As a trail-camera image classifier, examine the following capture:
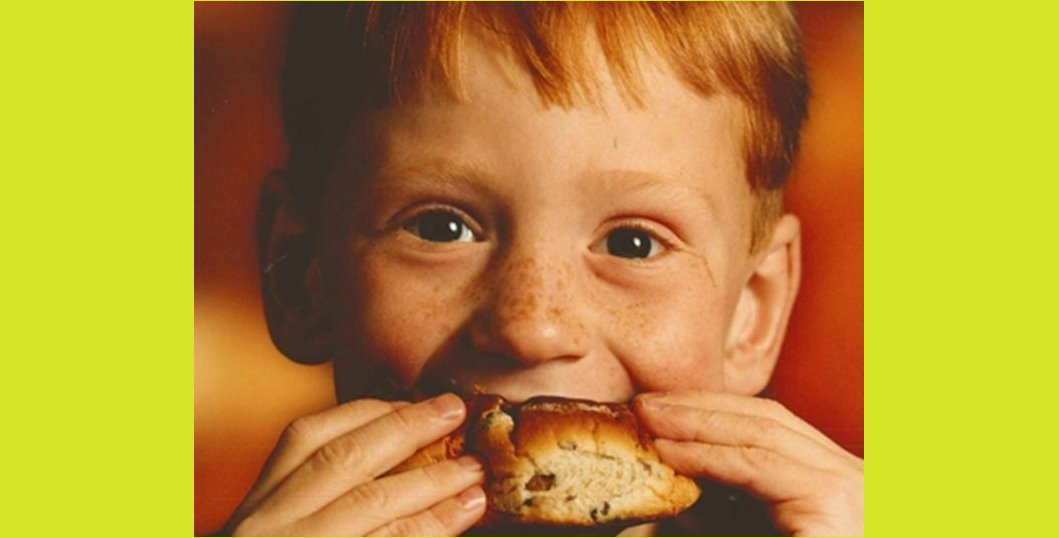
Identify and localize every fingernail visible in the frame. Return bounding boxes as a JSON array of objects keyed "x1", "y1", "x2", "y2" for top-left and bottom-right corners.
[
  {"x1": 458, "y1": 486, "x2": 486, "y2": 510},
  {"x1": 430, "y1": 393, "x2": 464, "y2": 420},
  {"x1": 456, "y1": 455, "x2": 483, "y2": 473}
]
